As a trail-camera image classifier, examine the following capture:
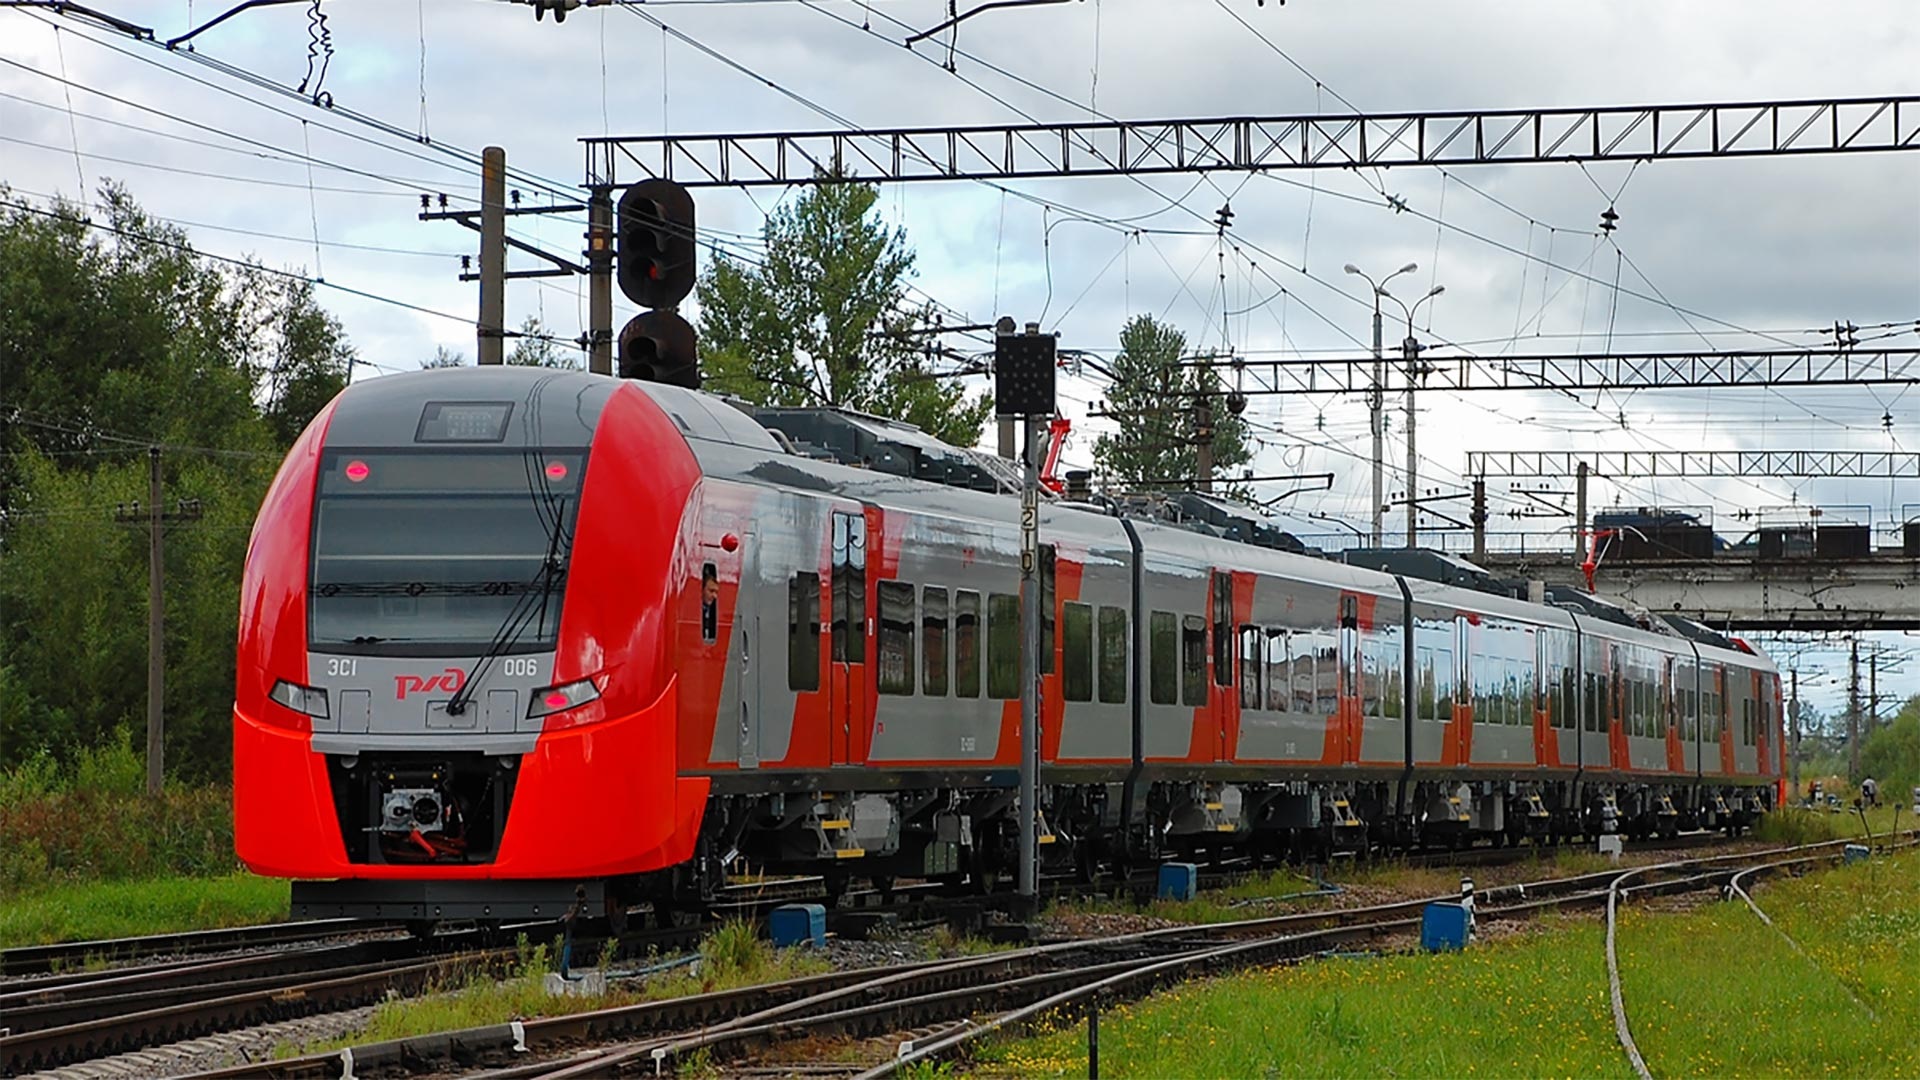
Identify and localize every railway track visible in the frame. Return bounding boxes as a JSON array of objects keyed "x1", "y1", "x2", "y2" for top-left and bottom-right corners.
[
  {"x1": 164, "y1": 838, "x2": 1879, "y2": 1080},
  {"x1": 0, "y1": 920, "x2": 391, "y2": 979},
  {"x1": 13, "y1": 831, "x2": 1882, "y2": 1077}
]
